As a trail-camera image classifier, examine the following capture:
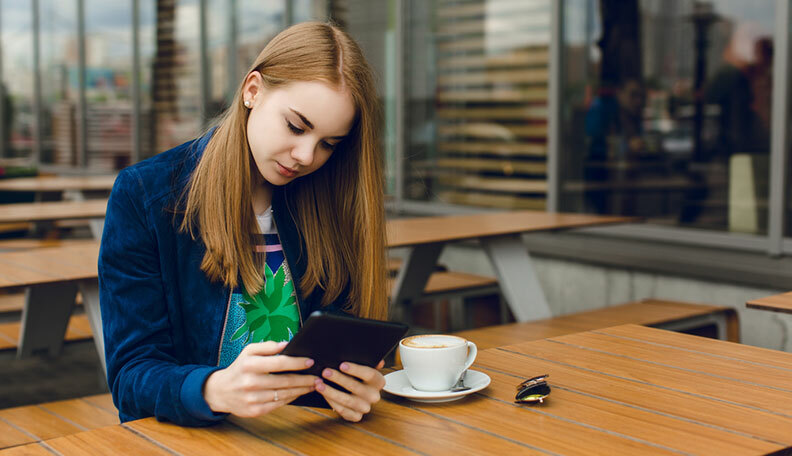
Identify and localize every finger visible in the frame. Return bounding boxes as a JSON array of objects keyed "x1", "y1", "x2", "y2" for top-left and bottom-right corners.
[
  {"x1": 240, "y1": 354, "x2": 315, "y2": 374},
  {"x1": 324, "y1": 396, "x2": 364, "y2": 423},
  {"x1": 260, "y1": 373, "x2": 318, "y2": 389},
  {"x1": 242, "y1": 385, "x2": 315, "y2": 405},
  {"x1": 273, "y1": 386, "x2": 315, "y2": 404},
  {"x1": 338, "y1": 362, "x2": 386, "y2": 389},
  {"x1": 242, "y1": 341, "x2": 288, "y2": 356},
  {"x1": 315, "y1": 380, "x2": 371, "y2": 416},
  {"x1": 376, "y1": 360, "x2": 385, "y2": 370},
  {"x1": 321, "y1": 368, "x2": 378, "y2": 404}
]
